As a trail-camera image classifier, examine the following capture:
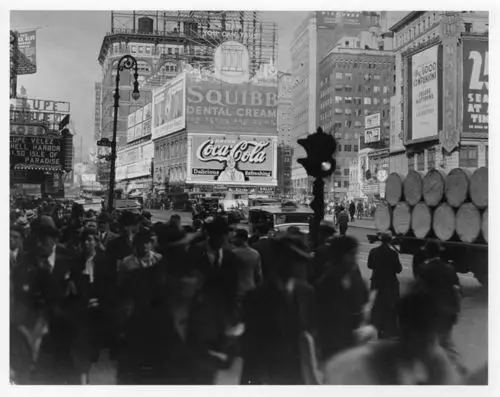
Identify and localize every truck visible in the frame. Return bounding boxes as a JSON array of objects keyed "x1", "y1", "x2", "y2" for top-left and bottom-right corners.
[{"x1": 369, "y1": 167, "x2": 488, "y2": 285}]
